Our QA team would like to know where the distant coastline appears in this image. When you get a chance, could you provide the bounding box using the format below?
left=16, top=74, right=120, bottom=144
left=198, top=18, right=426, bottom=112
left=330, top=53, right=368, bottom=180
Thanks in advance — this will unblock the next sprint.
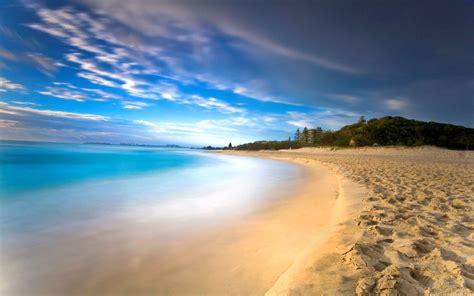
left=84, top=142, right=188, bottom=149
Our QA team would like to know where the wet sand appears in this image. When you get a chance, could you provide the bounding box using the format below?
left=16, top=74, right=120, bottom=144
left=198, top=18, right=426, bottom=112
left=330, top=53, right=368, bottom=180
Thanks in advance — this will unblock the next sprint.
left=75, top=157, right=365, bottom=295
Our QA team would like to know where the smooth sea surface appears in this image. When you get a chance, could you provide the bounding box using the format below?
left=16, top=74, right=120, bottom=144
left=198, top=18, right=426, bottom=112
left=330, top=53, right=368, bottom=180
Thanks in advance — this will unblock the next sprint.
left=0, top=140, right=301, bottom=293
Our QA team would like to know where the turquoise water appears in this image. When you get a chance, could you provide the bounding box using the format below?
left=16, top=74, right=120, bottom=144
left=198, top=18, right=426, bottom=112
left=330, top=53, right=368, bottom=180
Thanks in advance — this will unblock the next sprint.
left=0, top=141, right=205, bottom=196
left=0, top=140, right=301, bottom=293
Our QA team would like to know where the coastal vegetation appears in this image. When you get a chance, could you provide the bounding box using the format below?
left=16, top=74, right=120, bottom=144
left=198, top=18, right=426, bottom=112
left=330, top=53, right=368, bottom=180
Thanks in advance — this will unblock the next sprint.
left=233, top=116, right=474, bottom=151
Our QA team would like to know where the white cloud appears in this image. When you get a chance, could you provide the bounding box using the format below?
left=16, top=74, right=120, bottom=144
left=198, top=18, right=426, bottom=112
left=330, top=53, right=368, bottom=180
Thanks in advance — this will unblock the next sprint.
left=122, top=101, right=151, bottom=110
left=11, top=101, right=40, bottom=106
left=29, top=8, right=107, bottom=55
left=66, top=53, right=125, bottom=86
left=185, top=95, right=246, bottom=114
left=133, top=116, right=265, bottom=145
left=0, top=102, right=109, bottom=121
left=0, top=77, right=25, bottom=92
left=133, top=120, right=156, bottom=128
left=39, top=87, right=86, bottom=102
left=161, top=92, right=175, bottom=100
left=233, top=86, right=247, bottom=94
left=28, top=4, right=290, bottom=108
left=287, top=120, right=313, bottom=128
left=137, top=113, right=310, bottom=141
left=29, top=7, right=176, bottom=102
left=286, top=111, right=315, bottom=128
left=229, top=79, right=293, bottom=104
left=122, top=105, right=141, bottom=109
left=385, top=98, right=408, bottom=111
left=134, top=120, right=204, bottom=134
left=38, top=83, right=123, bottom=103
left=81, top=87, right=121, bottom=100
left=77, top=72, right=119, bottom=88
left=67, top=53, right=166, bottom=100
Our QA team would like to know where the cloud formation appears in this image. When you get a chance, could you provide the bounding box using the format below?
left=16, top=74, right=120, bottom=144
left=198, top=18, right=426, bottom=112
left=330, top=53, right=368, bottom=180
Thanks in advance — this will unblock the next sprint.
left=0, top=77, right=25, bottom=92
left=0, top=101, right=109, bottom=121
left=0, top=0, right=472, bottom=145
left=385, top=98, right=408, bottom=111
left=79, top=0, right=473, bottom=126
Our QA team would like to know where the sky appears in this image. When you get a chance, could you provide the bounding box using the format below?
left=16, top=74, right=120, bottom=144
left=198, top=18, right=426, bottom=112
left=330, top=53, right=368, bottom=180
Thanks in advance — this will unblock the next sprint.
left=0, top=0, right=472, bottom=146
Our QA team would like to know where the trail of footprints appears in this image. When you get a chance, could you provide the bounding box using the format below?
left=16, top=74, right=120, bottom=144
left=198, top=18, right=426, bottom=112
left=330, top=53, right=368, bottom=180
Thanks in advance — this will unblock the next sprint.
left=310, top=151, right=473, bottom=295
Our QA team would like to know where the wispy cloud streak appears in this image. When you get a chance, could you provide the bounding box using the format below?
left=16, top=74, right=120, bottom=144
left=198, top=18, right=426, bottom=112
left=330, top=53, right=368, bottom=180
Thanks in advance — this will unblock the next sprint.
left=0, top=102, right=109, bottom=121
left=0, top=77, right=25, bottom=92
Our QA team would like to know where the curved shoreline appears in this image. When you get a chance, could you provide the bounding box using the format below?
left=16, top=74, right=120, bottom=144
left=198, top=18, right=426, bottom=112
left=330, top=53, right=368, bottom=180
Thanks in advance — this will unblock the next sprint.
left=219, top=151, right=368, bottom=295
left=68, top=151, right=355, bottom=295
left=224, top=147, right=474, bottom=295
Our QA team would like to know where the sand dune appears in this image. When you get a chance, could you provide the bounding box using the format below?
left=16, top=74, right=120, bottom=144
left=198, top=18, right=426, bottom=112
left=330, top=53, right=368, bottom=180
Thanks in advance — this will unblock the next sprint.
left=226, top=147, right=474, bottom=295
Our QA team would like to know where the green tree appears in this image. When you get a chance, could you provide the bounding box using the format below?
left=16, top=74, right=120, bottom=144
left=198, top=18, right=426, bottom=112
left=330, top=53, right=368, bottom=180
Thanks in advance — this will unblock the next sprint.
left=302, top=127, right=309, bottom=144
left=294, top=128, right=301, bottom=141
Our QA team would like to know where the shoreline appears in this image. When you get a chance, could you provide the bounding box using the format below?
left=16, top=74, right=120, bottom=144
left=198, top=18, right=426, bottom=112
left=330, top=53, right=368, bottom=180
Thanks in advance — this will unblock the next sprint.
left=1, top=151, right=302, bottom=295
left=68, top=152, right=356, bottom=295
left=218, top=151, right=368, bottom=295
left=4, top=146, right=471, bottom=294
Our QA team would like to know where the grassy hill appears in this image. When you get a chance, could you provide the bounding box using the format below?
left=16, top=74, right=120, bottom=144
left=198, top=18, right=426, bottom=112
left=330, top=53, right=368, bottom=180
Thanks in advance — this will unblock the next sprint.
left=235, top=116, right=474, bottom=151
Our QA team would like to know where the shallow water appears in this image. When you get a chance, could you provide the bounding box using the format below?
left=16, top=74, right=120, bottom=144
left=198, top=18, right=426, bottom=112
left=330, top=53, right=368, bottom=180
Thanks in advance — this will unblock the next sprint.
left=0, top=141, right=301, bottom=293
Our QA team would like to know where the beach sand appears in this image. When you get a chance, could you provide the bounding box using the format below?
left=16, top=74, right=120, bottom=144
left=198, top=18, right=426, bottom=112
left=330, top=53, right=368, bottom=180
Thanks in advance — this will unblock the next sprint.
left=223, top=146, right=473, bottom=295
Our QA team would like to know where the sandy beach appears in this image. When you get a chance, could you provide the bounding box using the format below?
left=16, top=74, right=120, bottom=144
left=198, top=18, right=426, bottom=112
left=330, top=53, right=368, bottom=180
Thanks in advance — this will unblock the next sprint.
left=62, top=157, right=366, bottom=295
left=222, top=147, right=473, bottom=295
left=2, top=0, right=472, bottom=294
left=3, top=146, right=472, bottom=295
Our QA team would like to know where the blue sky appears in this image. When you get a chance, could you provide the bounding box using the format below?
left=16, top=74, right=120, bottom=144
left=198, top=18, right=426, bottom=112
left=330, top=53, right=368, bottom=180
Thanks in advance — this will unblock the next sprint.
left=0, top=0, right=472, bottom=146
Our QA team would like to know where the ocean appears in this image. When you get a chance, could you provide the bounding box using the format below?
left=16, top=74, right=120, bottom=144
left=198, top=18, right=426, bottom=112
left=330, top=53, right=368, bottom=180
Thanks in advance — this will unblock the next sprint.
left=0, top=140, right=301, bottom=293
